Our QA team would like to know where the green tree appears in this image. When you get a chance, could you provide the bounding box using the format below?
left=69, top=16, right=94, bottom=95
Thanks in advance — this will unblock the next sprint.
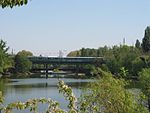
left=67, top=50, right=80, bottom=57
left=14, top=50, right=32, bottom=73
left=142, top=26, right=150, bottom=53
left=135, top=39, right=141, bottom=49
left=80, top=69, right=149, bottom=113
left=0, top=0, right=28, bottom=8
left=132, top=57, right=145, bottom=76
left=105, top=45, right=141, bottom=77
left=17, top=50, right=33, bottom=56
left=81, top=48, right=86, bottom=57
left=68, top=44, right=142, bottom=77
left=139, top=68, right=150, bottom=111
left=0, top=39, right=12, bottom=74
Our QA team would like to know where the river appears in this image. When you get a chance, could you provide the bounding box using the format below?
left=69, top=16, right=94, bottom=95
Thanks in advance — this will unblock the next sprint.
left=1, top=77, right=93, bottom=112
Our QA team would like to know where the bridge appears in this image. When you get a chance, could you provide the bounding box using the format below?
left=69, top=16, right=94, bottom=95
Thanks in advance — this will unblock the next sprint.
left=28, top=56, right=105, bottom=77
left=28, top=56, right=105, bottom=64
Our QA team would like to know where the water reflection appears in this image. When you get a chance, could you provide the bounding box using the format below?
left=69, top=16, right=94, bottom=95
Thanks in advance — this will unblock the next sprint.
left=2, top=77, right=93, bottom=112
left=9, top=81, right=88, bottom=89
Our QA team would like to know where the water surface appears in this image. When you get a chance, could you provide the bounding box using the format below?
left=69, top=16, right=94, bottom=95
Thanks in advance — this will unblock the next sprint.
left=2, top=78, right=93, bottom=112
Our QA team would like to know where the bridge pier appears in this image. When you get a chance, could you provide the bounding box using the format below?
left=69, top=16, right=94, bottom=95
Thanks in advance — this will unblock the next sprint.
left=45, top=64, right=48, bottom=79
left=75, top=65, right=79, bottom=76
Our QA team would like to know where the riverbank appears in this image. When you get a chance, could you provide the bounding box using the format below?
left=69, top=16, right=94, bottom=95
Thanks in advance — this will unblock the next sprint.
left=1, top=72, right=91, bottom=79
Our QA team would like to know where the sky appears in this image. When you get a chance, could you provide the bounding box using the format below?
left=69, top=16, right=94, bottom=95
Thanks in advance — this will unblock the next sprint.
left=0, top=0, right=150, bottom=56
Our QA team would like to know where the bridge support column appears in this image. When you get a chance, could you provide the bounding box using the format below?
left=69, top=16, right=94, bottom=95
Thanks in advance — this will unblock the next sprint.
left=45, top=64, right=48, bottom=79
left=75, top=65, right=79, bottom=76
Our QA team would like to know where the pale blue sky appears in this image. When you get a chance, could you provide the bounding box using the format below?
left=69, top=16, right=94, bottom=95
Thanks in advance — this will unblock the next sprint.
left=0, top=0, right=150, bottom=56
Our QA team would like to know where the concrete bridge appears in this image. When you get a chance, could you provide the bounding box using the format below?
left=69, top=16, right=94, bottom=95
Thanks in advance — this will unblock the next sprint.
left=28, top=56, right=105, bottom=77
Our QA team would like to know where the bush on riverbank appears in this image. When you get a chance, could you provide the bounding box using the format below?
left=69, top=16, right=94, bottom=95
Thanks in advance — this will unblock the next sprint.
left=79, top=69, right=149, bottom=113
left=139, top=68, right=150, bottom=111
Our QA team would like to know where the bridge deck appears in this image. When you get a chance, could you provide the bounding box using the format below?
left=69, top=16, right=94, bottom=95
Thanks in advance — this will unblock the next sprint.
left=28, top=56, right=104, bottom=64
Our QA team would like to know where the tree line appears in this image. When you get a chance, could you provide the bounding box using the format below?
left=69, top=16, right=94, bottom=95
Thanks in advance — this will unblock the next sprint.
left=67, top=27, right=150, bottom=111
left=0, top=40, right=33, bottom=77
left=68, top=26, right=150, bottom=78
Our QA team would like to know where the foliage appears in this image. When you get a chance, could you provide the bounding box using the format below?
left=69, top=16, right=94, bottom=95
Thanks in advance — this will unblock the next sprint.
left=53, top=68, right=60, bottom=72
left=139, top=68, right=150, bottom=111
left=0, top=80, right=77, bottom=113
left=14, top=50, right=32, bottom=73
left=68, top=45, right=142, bottom=78
left=118, top=67, right=128, bottom=78
left=139, top=68, right=150, bottom=97
left=0, top=91, right=4, bottom=104
left=109, top=45, right=141, bottom=75
left=99, top=64, right=109, bottom=72
left=0, top=96, right=65, bottom=113
left=142, top=26, right=150, bottom=53
left=68, top=45, right=142, bottom=76
left=132, top=57, right=145, bottom=76
left=0, top=39, right=12, bottom=73
left=0, top=0, right=28, bottom=8
left=82, top=65, right=97, bottom=77
left=58, top=80, right=77, bottom=113
left=79, top=70, right=149, bottom=113
left=17, top=50, right=33, bottom=56
left=80, top=48, right=97, bottom=57
left=135, top=39, right=141, bottom=49
left=67, top=50, right=81, bottom=57
left=0, top=80, right=5, bottom=95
